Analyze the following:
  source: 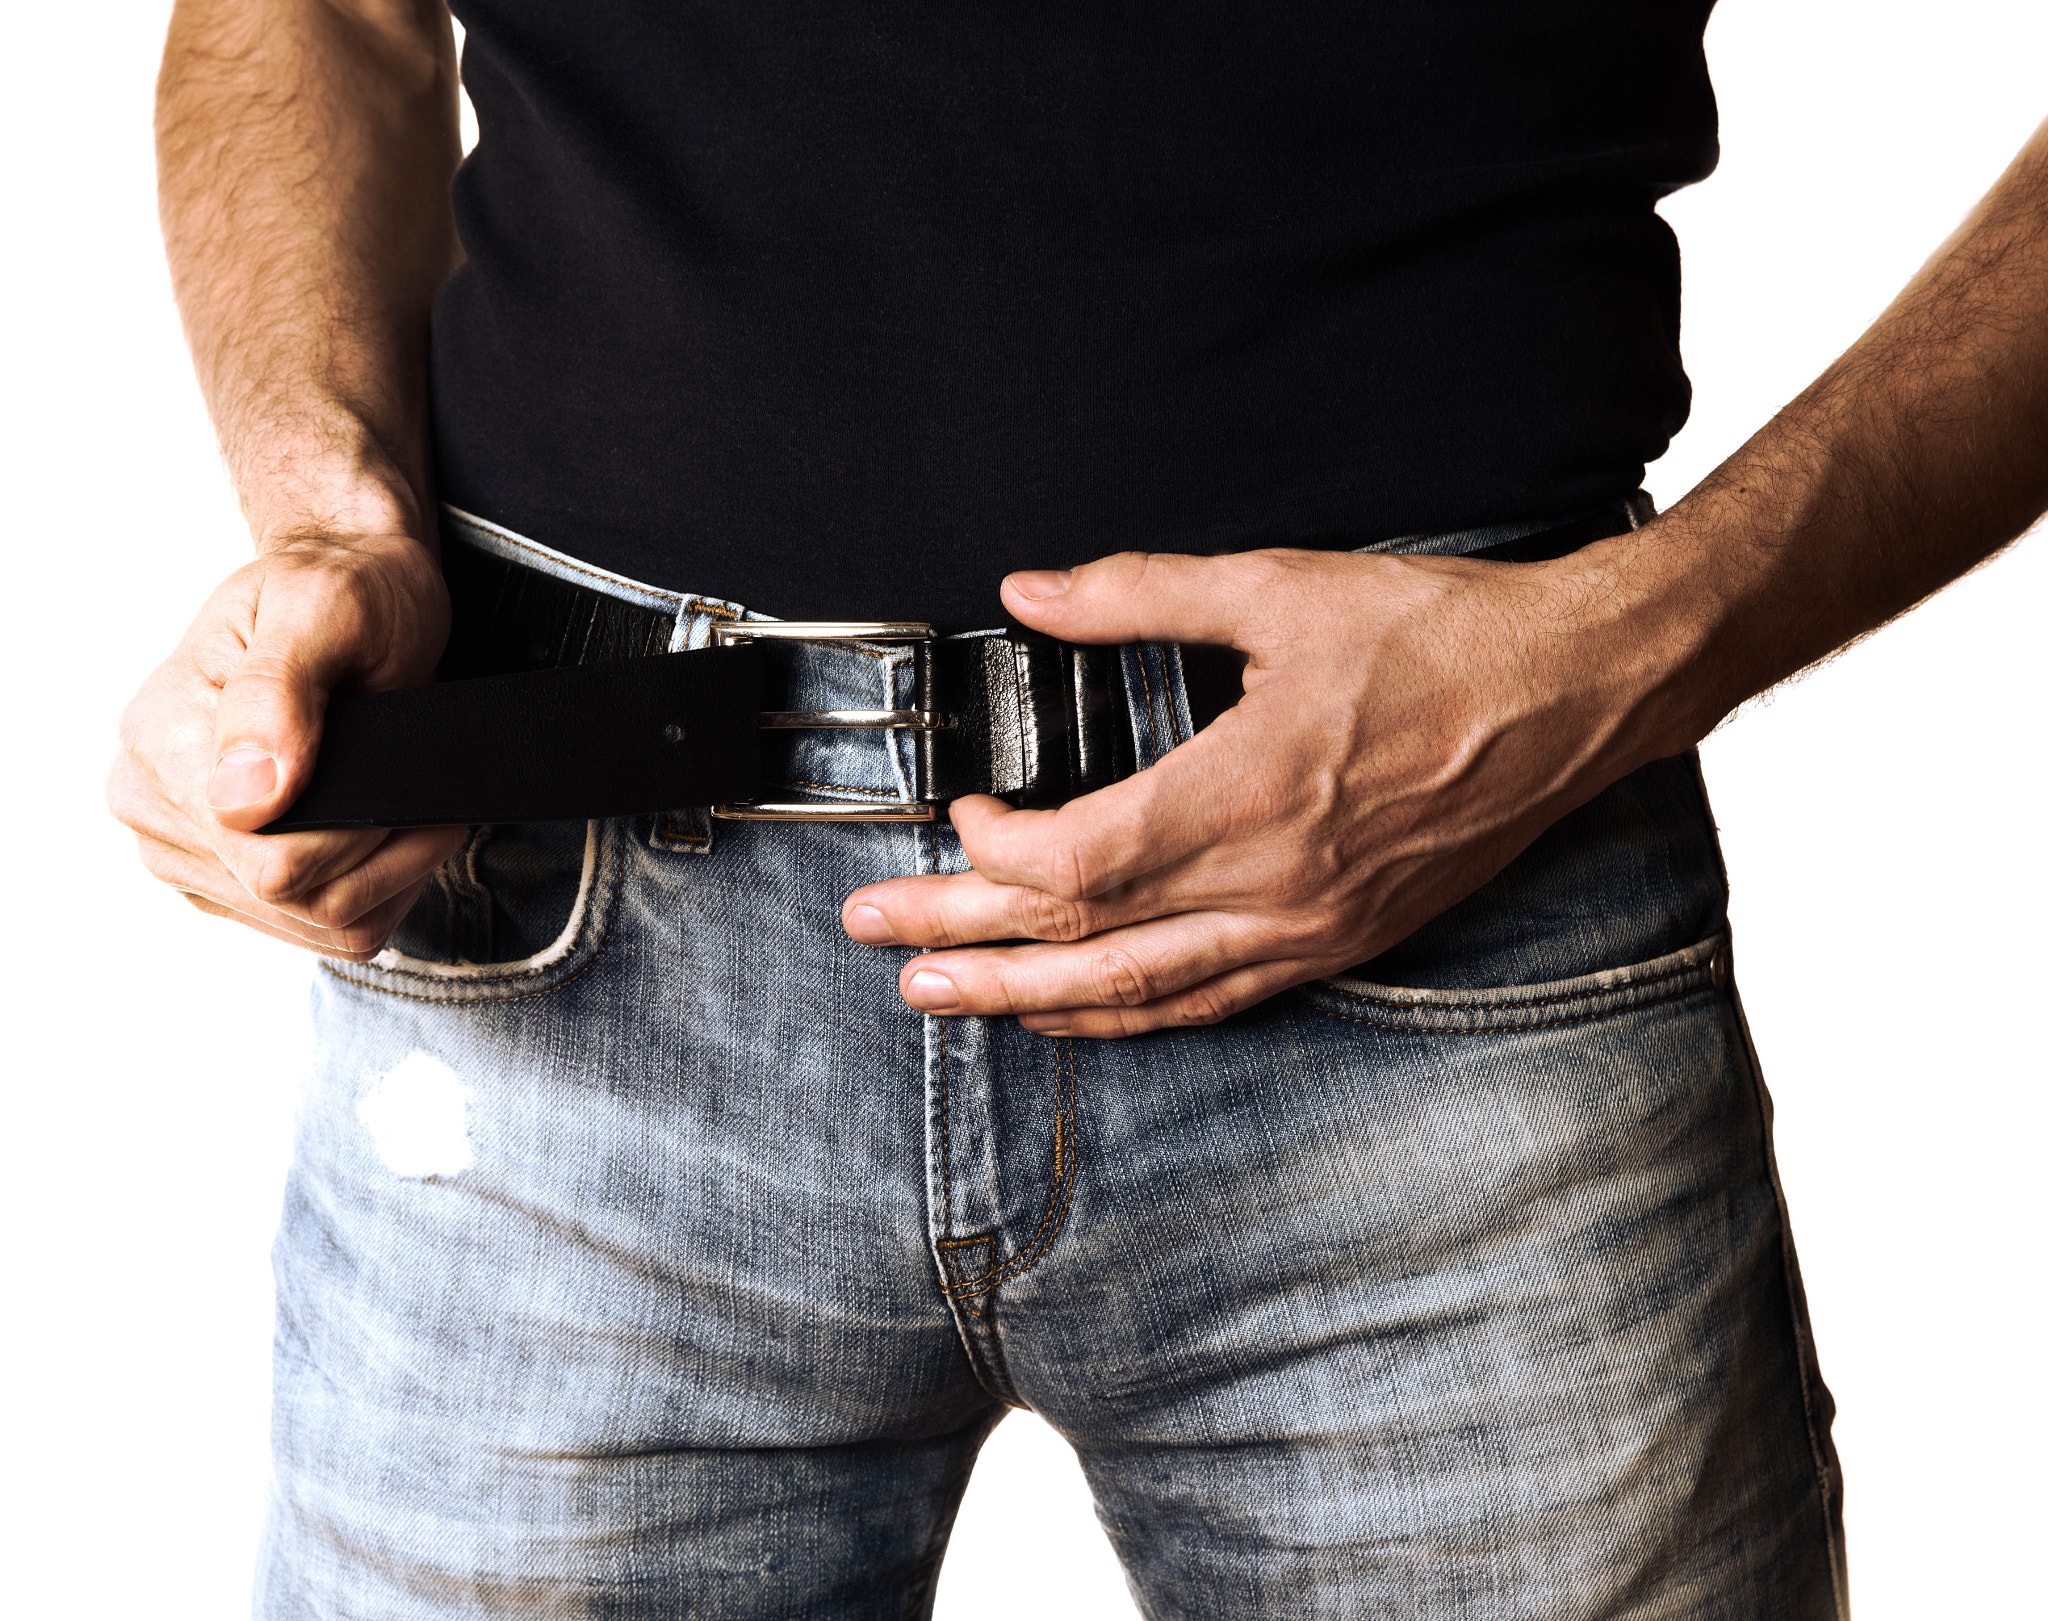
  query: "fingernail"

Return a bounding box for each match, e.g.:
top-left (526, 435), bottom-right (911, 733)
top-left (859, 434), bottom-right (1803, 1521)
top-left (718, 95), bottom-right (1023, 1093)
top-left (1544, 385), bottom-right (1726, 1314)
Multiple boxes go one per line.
top-left (207, 748), bottom-right (277, 810)
top-left (846, 904), bottom-right (896, 944)
top-left (905, 969), bottom-right (961, 1011)
top-left (1006, 569), bottom-right (1072, 600)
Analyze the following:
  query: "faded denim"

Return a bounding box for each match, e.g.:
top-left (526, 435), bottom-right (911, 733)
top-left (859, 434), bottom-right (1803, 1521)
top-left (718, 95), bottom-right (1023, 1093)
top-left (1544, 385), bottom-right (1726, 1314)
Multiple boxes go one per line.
top-left (259, 511), bottom-right (1849, 1619)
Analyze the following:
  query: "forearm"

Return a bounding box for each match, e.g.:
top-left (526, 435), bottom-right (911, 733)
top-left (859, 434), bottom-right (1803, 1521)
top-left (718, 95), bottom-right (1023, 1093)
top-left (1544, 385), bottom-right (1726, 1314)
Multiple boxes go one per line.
top-left (1578, 115), bottom-right (2048, 762)
top-left (157, 0), bottom-right (461, 551)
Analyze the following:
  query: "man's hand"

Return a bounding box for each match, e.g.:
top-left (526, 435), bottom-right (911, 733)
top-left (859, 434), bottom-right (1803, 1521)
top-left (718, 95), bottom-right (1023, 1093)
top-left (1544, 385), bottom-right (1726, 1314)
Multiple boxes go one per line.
top-left (843, 547), bottom-right (1673, 1037)
top-left (846, 112), bottom-right (2048, 1037)
top-left (109, 534), bottom-right (466, 960)
top-left (122, 0), bottom-right (466, 957)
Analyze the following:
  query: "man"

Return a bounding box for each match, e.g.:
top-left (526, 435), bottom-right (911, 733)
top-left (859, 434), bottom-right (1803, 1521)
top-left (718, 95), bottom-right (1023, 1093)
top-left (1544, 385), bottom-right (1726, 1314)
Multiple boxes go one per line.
top-left (110, 0), bottom-right (2045, 1615)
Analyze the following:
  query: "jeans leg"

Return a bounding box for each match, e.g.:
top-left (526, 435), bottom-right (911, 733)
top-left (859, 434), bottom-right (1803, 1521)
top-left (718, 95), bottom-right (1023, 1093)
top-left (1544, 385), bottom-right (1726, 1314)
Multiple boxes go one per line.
top-left (1002, 956), bottom-right (1844, 1619)
top-left (929, 647), bottom-right (1846, 1618)
top-left (258, 811), bottom-right (1004, 1619)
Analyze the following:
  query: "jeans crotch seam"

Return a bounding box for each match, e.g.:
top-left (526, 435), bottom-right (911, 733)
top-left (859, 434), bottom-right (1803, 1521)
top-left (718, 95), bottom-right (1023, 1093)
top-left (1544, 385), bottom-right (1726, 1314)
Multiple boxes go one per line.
top-left (935, 1235), bottom-right (994, 1315)
top-left (982, 1297), bottom-right (1028, 1409)
top-left (935, 1237), bottom-right (1025, 1407)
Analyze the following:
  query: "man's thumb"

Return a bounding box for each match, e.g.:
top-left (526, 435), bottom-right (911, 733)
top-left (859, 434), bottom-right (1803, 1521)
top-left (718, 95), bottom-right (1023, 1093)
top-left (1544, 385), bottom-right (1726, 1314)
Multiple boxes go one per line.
top-left (207, 642), bottom-right (328, 827)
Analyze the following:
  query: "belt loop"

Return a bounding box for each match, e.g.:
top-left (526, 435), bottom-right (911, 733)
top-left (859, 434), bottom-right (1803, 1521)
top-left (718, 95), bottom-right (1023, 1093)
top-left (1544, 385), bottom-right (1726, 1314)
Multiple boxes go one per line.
top-left (1121, 642), bottom-right (1186, 772)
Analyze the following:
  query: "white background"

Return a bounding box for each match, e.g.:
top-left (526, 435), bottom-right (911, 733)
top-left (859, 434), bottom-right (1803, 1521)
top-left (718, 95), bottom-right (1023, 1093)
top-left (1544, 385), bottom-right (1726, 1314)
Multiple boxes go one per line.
top-left (1, 2), bottom-right (2041, 1615)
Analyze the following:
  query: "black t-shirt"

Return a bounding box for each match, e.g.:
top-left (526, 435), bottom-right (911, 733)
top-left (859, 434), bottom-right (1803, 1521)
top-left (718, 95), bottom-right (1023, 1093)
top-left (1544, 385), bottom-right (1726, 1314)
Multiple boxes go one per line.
top-left (432, 1), bottom-right (1718, 628)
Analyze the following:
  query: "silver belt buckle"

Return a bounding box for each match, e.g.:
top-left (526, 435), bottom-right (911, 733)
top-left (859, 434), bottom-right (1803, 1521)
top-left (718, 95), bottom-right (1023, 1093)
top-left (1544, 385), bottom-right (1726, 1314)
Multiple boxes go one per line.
top-left (709, 621), bottom-right (942, 822)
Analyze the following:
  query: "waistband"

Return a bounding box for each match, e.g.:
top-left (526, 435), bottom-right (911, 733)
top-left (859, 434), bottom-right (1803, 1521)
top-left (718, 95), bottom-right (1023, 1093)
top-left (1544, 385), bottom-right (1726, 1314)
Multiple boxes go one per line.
top-left (261, 498), bottom-right (1649, 833)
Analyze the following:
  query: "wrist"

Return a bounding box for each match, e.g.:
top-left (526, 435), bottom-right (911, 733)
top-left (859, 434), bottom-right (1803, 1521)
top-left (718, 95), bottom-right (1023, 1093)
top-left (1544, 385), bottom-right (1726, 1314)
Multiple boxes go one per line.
top-left (244, 452), bottom-right (431, 560)
top-left (1533, 520), bottom-right (1739, 771)
top-left (205, 383), bottom-right (435, 557)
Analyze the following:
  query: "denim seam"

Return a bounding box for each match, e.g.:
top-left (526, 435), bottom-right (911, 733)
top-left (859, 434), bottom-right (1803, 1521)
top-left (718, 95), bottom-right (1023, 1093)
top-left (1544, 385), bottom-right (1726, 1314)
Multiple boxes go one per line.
top-left (445, 511), bottom-right (686, 607)
top-left (1315, 953), bottom-right (1709, 1016)
top-left (936, 1239), bottom-right (995, 1331)
top-left (650, 808), bottom-right (712, 850)
top-left (1297, 973), bottom-right (1707, 1035)
top-left (1731, 993), bottom-right (1853, 1619)
top-left (939, 1045), bottom-right (1067, 1292)
top-left (1163, 645), bottom-right (1188, 748)
top-left (319, 837), bottom-right (626, 1005)
top-left (906, 1412), bottom-right (1003, 1613)
top-left (934, 1242), bottom-right (1014, 1401)
top-left (956, 1305), bottom-right (1012, 1397)
top-left (940, 1037), bottom-right (1079, 1302)
top-left (936, 1014), bottom-right (955, 1242)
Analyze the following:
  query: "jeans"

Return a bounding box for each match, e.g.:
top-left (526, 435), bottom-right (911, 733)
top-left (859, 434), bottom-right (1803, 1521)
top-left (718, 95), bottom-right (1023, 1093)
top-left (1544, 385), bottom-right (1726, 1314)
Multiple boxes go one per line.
top-left (258, 510), bottom-right (1849, 1618)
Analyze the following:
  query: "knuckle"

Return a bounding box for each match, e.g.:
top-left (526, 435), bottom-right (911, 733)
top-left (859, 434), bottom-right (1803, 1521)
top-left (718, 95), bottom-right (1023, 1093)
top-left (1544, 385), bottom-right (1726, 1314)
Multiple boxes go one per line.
top-left (1042, 840), bottom-right (1093, 903)
top-left (1092, 550), bottom-right (1156, 583)
top-left (242, 841), bottom-right (315, 906)
top-left (1222, 552), bottom-right (1290, 595)
top-left (300, 889), bottom-right (362, 932)
top-left (895, 898), bottom-right (964, 949)
top-left (1090, 947), bottom-right (1154, 1008)
top-left (1173, 984), bottom-right (1234, 1027)
top-left (927, 901), bottom-right (983, 950)
top-left (1019, 886), bottom-right (1092, 942)
top-left (222, 650), bottom-right (311, 706)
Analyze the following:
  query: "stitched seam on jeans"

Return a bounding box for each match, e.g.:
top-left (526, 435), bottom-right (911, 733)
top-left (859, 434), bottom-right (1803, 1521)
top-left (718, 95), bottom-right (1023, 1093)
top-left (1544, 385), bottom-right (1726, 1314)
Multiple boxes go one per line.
top-left (940, 1039), bottom-right (1071, 1291)
top-left (651, 808), bottom-right (711, 849)
top-left (937, 1238), bottom-right (998, 1332)
top-left (943, 1038), bottom-right (1079, 1301)
top-left (906, 1420), bottom-right (990, 1612)
top-left (935, 1013), bottom-right (959, 1252)
top-left (935, 1239), bottom-right (987, 1331)
top-left (472, 528), bottom-right (690, 605)
top-left (320, 851), bottom-right (625, 1006)
top-left (353, 823), bottom-right (607, 987)
top-left (1163, 646), bottom-right (1187, 748)
top-left (1737, 1003), bottom-right (1851, 1618)
top-left (1296, 976), bottom-right (1704, 1035)
top-left (1315, 955), bottom-right (1707, 1014)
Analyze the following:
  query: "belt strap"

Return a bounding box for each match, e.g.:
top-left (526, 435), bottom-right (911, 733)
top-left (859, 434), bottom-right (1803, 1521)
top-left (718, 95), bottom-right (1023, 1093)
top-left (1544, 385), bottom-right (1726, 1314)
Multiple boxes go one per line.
top-left (263, 503), bottom-right (1639, 832)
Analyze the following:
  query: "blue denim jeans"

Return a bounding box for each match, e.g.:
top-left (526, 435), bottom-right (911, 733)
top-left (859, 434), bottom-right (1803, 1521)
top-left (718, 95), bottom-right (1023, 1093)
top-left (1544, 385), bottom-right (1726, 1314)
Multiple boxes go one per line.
top-left (259, 511), bottom-right (1848, 1618)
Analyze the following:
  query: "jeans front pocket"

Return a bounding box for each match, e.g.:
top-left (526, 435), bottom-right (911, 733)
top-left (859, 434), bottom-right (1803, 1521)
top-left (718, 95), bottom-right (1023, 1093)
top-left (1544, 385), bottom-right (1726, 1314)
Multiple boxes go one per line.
top-left (321, 818), bottom-right (623, 1005)
top-left (1297, 932), bottom-right (1729, 1036)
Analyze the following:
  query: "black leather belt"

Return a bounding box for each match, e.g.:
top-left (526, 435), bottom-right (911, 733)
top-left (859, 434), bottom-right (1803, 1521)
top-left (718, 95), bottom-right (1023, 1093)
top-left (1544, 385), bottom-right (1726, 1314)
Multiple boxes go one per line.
top-left (263, 500), bottom-right (1643, 833)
